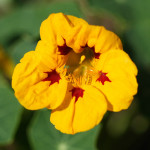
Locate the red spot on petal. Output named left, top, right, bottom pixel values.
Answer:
left=42, top=70, right=61, bottom=86
left=91, top=47, right=100, bottom=59
left=94, top=52, right=100, bottom=59
left=70, top=87, right=85, bottom=102
left=96, top=71, right=111, bottom=85
left=58, top=39, right=71, bottom=55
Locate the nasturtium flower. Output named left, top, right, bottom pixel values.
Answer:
left=12, top=13, right=138, bottom=134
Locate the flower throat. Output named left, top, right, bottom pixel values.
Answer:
left=61, top=47, right=98, bottom=86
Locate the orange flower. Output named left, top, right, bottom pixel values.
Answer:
left=12, top=13, right=138, bottom=134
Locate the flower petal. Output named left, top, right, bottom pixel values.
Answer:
left=50, top=86, right=75, bottom=134
left=51, top=14, right=88, bottom=53
left=40, top=14, right=55, bottom=44
left=93, top=49, right=138, bottom=112
left=67, top=25, right=101, bottom=53
left=72, top=85, right=107, bottom=133
left=12, top=51, right=68, bottom=110
left=95, top=27, right=123, bottom=53
left=40, top=13, right=88, bottom=53
left=40, top=13, right=75, bottom=46
left=35, top=40, right=68, bottom=68
left=40, top=13, right=122, bottom=55
left=50, top=85, right=107, bottom=134
left=87, top=25, right=102, bottom=48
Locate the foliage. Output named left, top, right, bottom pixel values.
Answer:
left=28, top=109, right=100, bottom=150
left=0, top=74, right=23, bottom=145
left=0, top=0, right=150, bottom=150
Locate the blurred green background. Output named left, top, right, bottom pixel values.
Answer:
left=0, top=0, right=150, bottom=150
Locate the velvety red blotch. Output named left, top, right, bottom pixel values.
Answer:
left=58, top=39, right=71, bottom=55
left=70, top=87, right=85, bottom=102
left=91, top=47, right=100, bottom=59
left=42, top=70, right=61, bottom=86
left=96, top=71, right=111, bottom=85
left=93, top=51, right=100, bottom=59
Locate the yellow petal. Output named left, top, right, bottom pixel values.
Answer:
left=67, top=15, right=87, bottom=26
left=35, top=40, right=68, bottom=68
left=40, top=14, right=56, bottom=44
left=48, top=13, right=74, bottom=46
left=87, top=25, right=102, bottom=48
left=67, top=24, right=90, bottom=53
left=66, top=24, right=101, bottom=53
left=65, top=17, right=122, bottom=54
left=50, top=86, right=75, bottom=134
left=51, top=14, right=88, bottom=53
left=40, top=13, right=88, bottom=53
left=12, top=51, right=68, bottom=110
left=95, top=27, right=123, bottom=53
left=40, top=13, right=74, bottom=46
left=50, top=85, right=107, bottom=134
left=72, top=85, right=107, bottom=133
left=93, top=49, right=138, bottom=112
left=40, top=13, right=122, bottom=54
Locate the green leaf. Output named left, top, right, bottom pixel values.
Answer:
left=107, top=111, right=131, bottom=138
left=87, top=0, right=150, bottom=21
left=9, top=36, right=36, bottom=64
left=0, top=0, right=13, bottom=7
left=126, top=19, right=150, bottom=67
left=28, top=109, right=101, bottom=150
left=124, top=0, right=150, bottom=66
left=0, top=74, right=23, bottom=145
left=87, top=0, right=128, bottom=19
left=0, top=1, right=84, bottom=45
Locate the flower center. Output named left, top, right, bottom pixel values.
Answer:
left=63, top=47, right=97, bottom=86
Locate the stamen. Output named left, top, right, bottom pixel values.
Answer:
left=70, top=87, right=84, bottom=102
left=42, top=69, right=61, bottom=86
left=62, top=44, right=101, bottom=86
left=96, top=71, right=111, bottom=85
left=79, top=55, right=86, bottom=64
